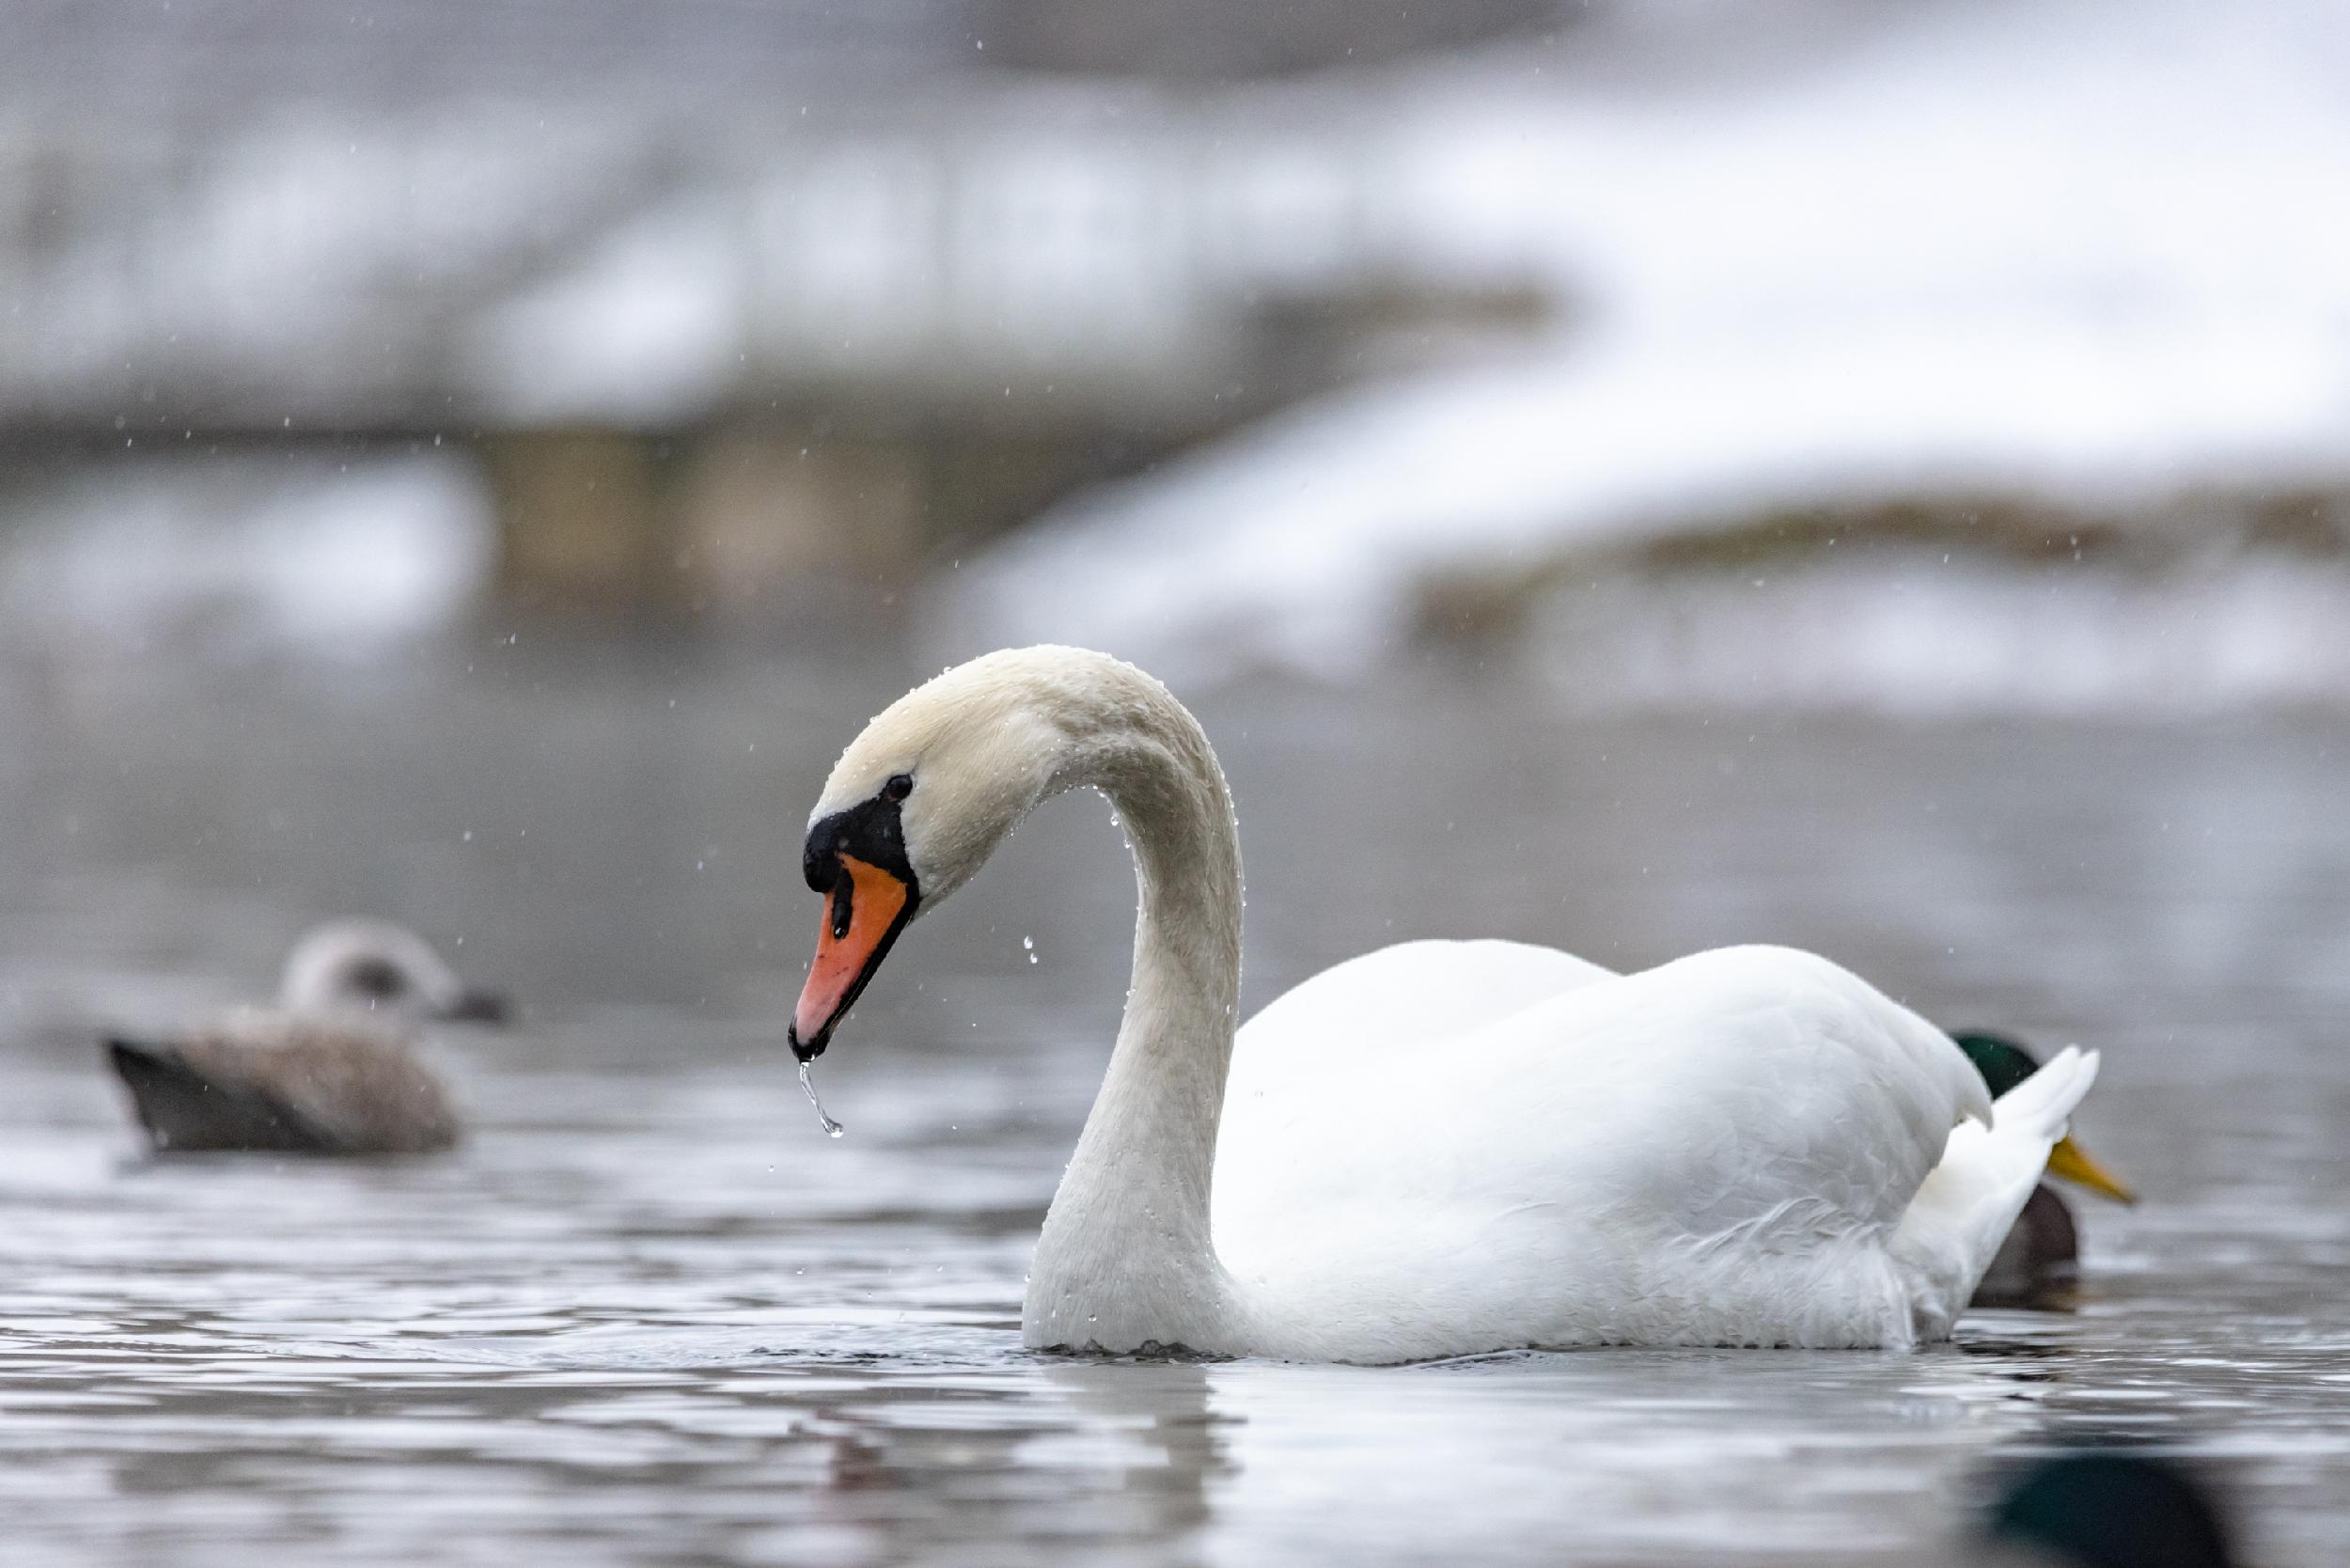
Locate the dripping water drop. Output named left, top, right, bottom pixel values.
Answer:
left=798, top=1058, right=844, bottom=1137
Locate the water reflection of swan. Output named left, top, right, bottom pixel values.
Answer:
left=1021, top=1347, right=2084, bottom=1563
left=1041, top=1361, right=1227, bottom=1544
left=785, top=648, right=2106, bottom=1361
left=1196, top=1348, right=2069, bottom=1565
left=799, top=1360, right=1228, bottom=1561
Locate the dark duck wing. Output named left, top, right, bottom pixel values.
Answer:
left=107, top=1037, right=337, bottom=1152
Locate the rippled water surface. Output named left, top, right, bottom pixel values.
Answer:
left=1, top=632, right=2345, bottom=1566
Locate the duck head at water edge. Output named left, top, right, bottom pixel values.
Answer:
left=1985, top=1448, right=2238, bottom=1568
left=785, top=647, right=2107, bottom=1363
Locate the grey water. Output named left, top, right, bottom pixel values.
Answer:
left=0, top=627, right=2345, bottom=1566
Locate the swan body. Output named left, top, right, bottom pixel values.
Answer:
left=105, top=919, right=504, bottom=1155
left=1214, top=940, right=1992, bottom=1357
left=787, top=647, right=2104, bottom=1361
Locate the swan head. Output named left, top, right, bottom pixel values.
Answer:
left=279, top=918, right=510, bottom=1026
left=788, top=649, right=1105, bottom=1060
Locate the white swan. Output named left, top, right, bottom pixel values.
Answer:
left=786, top=647, right=2102, bottom=1362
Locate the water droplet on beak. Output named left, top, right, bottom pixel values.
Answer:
left=799, top=1058, right=844, bottom=1138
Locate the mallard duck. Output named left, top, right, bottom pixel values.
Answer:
left=105, top=919, right=507, bottom=1155
left=1954, top=1032, right=2136, bottom=1309
left=778, top=646, right=2109, bottom=1361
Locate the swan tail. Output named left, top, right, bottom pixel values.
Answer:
left=1891, top=1045, right=2101, bottom=1340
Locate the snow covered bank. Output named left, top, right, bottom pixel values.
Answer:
left=946, top=0, right=2350, bottom=706
left=1524, top=548, right=2350, bottom=716
left=0, top=454, right=495, bottom=663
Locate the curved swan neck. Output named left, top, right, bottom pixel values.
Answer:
left=1022, top=660, right=1246, bottom=1353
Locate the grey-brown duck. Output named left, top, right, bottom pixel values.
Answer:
left=106, top=919, right=507, bottom=1155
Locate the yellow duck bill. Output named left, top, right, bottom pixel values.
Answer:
left=2046, top=1135, right=2137, bottom=1204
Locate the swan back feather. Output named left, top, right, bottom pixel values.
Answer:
left=1216, top=944, right=1995, bottom=1357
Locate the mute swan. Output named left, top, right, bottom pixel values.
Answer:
left=786, top=647, right=2104, bottom=1361
left=105, top=919, right=507, bottom=1155
left=1953, top=1032, right=2136, bottom=1309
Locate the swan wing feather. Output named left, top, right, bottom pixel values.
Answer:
left=1214, top=944, right=1989, bottom=1356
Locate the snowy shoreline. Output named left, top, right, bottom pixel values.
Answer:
left=942, top=0, right=2350, bottom=708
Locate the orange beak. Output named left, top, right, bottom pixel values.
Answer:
left=790, top=854, right=915, bottom=1059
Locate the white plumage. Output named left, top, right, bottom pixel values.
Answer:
left=797, top=647, right=2103, bottom=1362
left=1215, top=938, right=2093, bottom=1358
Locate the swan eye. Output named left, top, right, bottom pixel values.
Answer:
left=883, top=773, right=914, bottom=803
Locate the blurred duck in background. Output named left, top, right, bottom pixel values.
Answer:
left=1985, top=1449, right=2237, bottom=1568
left=104, top=919, right=507, bottom=1155
left=1958, top=1032, right=2138, bottom=1309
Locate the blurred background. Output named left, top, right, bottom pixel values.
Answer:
left=2, top=1, right=2347, bottom=1564
left=7, top=0, right=2348, bottom=697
